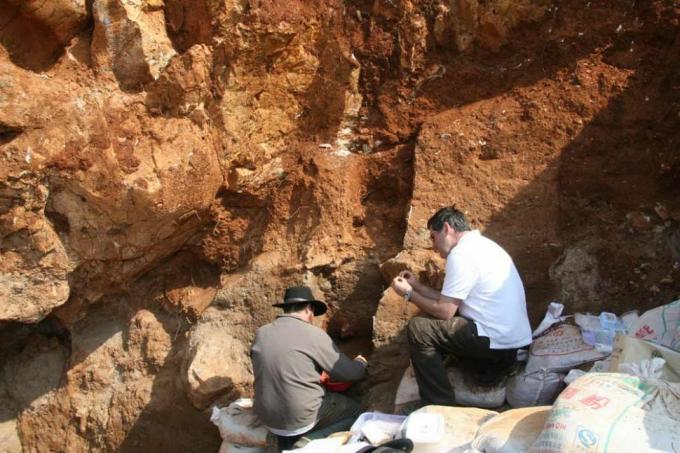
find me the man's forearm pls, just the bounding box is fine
[410,291,457,320]
[329,355,367,382]
[412,280,442,300]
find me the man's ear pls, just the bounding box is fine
[443,222,453,235]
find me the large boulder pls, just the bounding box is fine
[1,56,224,313]
[91,0,177,90]
[549,245,603,312]
[0,179,73,322]
[0,381,22,453]
[16,303,221,452]
[0,63,75,322]
[3,335,67,410]
[184,307,253,408]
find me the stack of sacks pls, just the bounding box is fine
[211,399,268,453]
[507,322,608,408]
[529,369,680,452]
[560,299,680,388]
[395,300,680,413]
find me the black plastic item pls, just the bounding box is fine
[357,438,414,453]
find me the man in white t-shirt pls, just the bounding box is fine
[391,207,532,405]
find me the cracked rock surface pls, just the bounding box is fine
[1,0,679,450]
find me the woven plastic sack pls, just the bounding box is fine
[219,441,265,453]
[469,406,551,453]
[529,372,680,452]
[403,405,497,453]
[525,323,608,373]
[506,367,564,408]
[629,299,680,351]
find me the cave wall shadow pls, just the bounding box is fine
[482,17,680,321]
[0,1,67,72]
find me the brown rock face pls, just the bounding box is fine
[0,0,89,70]
[0,176,73,322]
[91,0,177,90]
[4,0,89,44]
[184,307,253,409]
[1,0,680,449]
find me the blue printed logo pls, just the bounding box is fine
[576,427,599,449]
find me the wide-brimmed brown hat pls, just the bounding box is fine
[272,286,327,316]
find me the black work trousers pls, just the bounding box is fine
[407,315,518,406]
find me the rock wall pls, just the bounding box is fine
[1,0,679,450]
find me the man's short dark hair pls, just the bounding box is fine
[427,206,471,232]
[283,302,312,314]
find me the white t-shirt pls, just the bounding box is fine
[441,230,532,349]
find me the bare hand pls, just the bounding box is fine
[354,355,368,366]
[391,276,412,297]
[399,270,418,286]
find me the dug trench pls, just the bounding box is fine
[0,0,679,451]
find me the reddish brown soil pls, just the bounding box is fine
[1,0,679,450]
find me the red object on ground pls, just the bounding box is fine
[320,371,352,392]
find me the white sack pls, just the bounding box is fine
[608,335,680,382]
[531,302,565,338]
[469,406,551,453]
[211,398,268,447]
[506,368,564,408]
[219,441,265,453]
[394,364,420,407]
[529,372,680,452]
[396,364,507,411]
[525,323,608,373]
[403,405,497,453]
[448,367,506,409]
[629,299,680,351]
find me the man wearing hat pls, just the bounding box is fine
[251,286,368,451]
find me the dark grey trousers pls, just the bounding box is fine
[275,391,361,451]
[407,315,519,405]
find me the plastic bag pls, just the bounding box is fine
[531,302,565,338]
[575,312,627,353]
